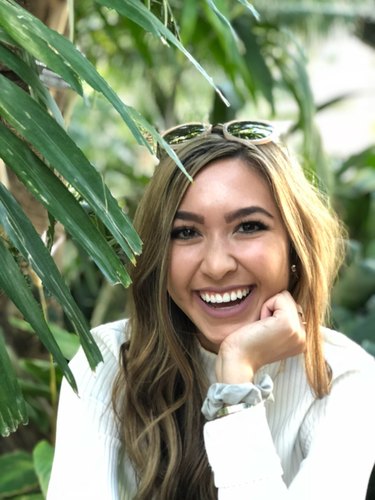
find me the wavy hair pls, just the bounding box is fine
[112,131,346,499]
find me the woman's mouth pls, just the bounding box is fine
[199,287,251,308]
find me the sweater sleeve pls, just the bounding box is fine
[47,321,126,500]
[289,367,375,499]
[204,403,287,499]
[204,361,375,500]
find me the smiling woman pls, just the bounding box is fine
[167,157,290,355]
[47,123,375,500]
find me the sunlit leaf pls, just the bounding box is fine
[0,0,154,150]
[0,120,132,287]
[0,75,142,262]
[0,42,64,126]
[96,0,229,107]
[0,0,83,94]
[0,0,193,177]
[207,0,239,43]
[202,1,246,86]
[237,0,261,21]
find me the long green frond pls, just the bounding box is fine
[0,332,28,437]
[0,239,76,392]
[0,120,133,287]
[96,0,229,106]
[0,75,142,261]
[0,183,102,369]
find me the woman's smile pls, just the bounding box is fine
[167,157,290,352]
[194,285,256,322]
[198,286,252,306]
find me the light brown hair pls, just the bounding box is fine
[113,131,346,499]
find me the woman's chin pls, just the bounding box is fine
[196,329,232,354]
[195,312,261,353]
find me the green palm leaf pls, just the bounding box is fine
[0,240,76,422]
[0,332,28,437]
[0,120,132,287]
[0,0,192,173]
[0,0,145,143]
[0,75,142,262]
[0,182,102,369]
[33,440,54,497]
[0,450,38,494]
[0,0,83,94]
[0,42,64,126]
[96,0,229,107]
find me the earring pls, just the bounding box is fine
[291,264,297,273]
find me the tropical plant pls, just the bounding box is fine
[0,0,240,437]
[331,145,375,355]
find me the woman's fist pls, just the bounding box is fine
[216,291,306,383]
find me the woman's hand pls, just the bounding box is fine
[216,291,306,384]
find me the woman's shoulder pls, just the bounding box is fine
[322,327,375,380]
[90,318,130,361]
[67,319,129,399]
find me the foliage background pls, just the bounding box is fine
[0,0,374,498]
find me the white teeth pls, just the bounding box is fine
[200,287,250,304]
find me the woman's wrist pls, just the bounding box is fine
[216,334,267,383]
[217,367,255,384]
[216,351,258,384]
[201,374,274,421]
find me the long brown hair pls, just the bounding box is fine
[112,132,346,499]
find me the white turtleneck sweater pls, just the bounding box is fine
[47,319,375,500]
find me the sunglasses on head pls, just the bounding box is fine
[159,120,275,155]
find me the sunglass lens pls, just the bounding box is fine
[163,124,207,145]
[226,121,273,141]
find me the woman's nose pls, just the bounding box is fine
[200,239,237,280]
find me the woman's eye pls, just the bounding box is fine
[237,220,267,233]
[171,227,199,240]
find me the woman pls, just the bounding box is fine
[48,121,375,500]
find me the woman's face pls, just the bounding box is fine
[167,157,290,352]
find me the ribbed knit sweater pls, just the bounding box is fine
[47,319,375,499]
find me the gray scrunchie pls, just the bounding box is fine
[201,374,273,421]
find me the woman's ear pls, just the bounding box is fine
[288,247,299,291]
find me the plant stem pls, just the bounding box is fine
[30,268,58,443]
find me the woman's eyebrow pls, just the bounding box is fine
[174,206,273,225]
[224,206,274,223]
[174,210,204,224]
